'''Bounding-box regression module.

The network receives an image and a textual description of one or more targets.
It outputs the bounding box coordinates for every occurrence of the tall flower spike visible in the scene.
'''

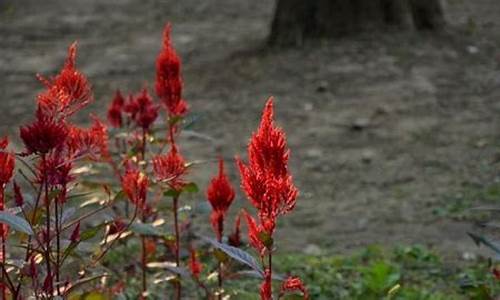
[122,164,149,210]
[107,90,125,128]
[155,23,188,117]
[152,145,187,191]
[37,42,92,118]
[206,158,235,241]
[237,97,298,234]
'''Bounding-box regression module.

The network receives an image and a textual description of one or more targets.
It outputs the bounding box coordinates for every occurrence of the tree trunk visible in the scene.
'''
[269,0,445,46]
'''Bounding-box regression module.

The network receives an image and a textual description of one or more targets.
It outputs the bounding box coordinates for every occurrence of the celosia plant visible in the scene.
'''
[0,22,308,300]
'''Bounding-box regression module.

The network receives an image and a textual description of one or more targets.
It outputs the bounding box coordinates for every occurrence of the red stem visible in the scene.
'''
[173,195,181,300]
[42,155,53,296]
[2,233,6,300]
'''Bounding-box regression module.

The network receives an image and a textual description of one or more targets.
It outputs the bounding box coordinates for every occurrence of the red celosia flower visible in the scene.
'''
[243,211,266,256]
[20,108,69,154]
[280,276,309,300]
[121,164,148,210]
[237,98,298,235]
[134,89,159,130]
[207,158,235,241]
[36,151,73,188]
[155,24,188,117]
[228,212,242,247]
[67,117,109,160]
[0,137,13,239]
[188,247,202,279]
[0,137,14,187]
[0,137,8,149]
[37,42,92,118]
[260,269,272,300]
[152,145,187,191]
[122,89,159,130]
[107,90,125,128]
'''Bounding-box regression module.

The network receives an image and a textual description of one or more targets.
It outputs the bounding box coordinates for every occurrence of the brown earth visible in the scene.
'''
[1,0,500,258]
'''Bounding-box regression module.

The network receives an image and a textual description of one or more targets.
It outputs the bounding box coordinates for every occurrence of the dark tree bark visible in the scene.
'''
[269,0,445,46]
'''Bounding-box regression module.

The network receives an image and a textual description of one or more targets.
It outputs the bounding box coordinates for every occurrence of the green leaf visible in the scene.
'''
[468,232,500,254]
[203,237,263,276]
[81,224,105,241]
[0,212,33,235]
[182,182,199,194]
[164,189,180,198]
[130,222,163,236]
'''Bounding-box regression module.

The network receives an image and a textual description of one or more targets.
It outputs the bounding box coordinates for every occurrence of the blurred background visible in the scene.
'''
[1,0,500,257]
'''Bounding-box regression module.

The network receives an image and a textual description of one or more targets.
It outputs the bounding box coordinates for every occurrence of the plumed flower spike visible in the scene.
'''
[122,164,149,210]
[107,90,125,128]
[237,97,298,234]
[0,137,14,187]
[20,108,69,154]
[156,23,188,117]
[37,42,92,118]
[152,145,187,191]
[207,158,235,240]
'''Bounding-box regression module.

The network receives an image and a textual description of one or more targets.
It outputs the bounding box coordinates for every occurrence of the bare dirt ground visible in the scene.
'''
[1,0,500,258]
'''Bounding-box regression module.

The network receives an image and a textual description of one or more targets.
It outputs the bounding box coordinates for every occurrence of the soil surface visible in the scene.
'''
[1,0,500,258]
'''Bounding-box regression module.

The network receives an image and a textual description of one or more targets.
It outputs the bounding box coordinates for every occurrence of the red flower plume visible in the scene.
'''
[107,90,125,128]
[188,247,202,279]
[260,269,272,300]
[20,108,69,155]
[0,137,14,187]
[280,276,309,300]
[206,158,235,240]
[243,211,266,256]
[152,145,187,191]
[121,164,149,210]
[237,97,298,235]
[37,42,92,118]
[155,24,188,117]
[0,137,13,239]
[67,117,109,160]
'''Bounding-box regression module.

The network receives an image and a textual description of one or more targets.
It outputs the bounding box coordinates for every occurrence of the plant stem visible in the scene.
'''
[54,194,61,296]
[141,216,147,296]
[42,155,53,296]
[173,195,181,300]
[2,233,6,300]
[217,218,223,300]
[268,251,273,298]
[140,128,148,296]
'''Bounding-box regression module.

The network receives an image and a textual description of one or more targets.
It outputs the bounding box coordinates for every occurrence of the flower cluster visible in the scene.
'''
[206,158,235,241]
[0,23,308,300]
[155,24,188,117]
[238,98,298,238]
